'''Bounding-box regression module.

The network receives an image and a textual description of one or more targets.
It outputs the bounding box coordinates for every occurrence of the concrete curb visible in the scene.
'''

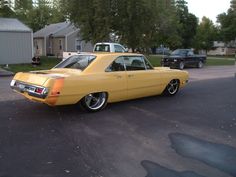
[0,68,14,77]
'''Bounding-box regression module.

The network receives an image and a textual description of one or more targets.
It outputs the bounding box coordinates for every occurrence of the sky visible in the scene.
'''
[186,0,231,23]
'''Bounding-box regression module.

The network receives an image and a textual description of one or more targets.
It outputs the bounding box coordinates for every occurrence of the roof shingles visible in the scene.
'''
[33,22,71,38]
[0,18,32,32]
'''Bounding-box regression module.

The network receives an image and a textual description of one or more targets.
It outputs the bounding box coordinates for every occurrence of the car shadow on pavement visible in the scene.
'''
[141,133,236,177]
[141,160,206,177]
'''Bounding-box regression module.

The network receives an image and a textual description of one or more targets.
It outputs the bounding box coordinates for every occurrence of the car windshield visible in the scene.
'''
[54,55,96,71]
[171,49,188,56]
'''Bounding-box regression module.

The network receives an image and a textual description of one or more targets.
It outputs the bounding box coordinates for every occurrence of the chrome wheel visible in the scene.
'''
[179,62,184,70]
[81,92,108,112]
[165,80,179,96]
[198,61,203,68]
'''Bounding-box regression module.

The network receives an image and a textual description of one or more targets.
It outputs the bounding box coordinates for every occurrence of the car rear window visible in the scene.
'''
[54,55,96,71]
[94,44,110,52]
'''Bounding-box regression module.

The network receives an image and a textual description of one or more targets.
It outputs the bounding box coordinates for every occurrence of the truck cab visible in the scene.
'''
[93,42,127,53]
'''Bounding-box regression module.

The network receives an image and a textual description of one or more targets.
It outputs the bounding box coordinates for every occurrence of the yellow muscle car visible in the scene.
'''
[10,53,188,112]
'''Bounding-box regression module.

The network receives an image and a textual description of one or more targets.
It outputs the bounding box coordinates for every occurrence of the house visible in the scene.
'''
[33,22,93,57]
[208,41,236,56]
[0,18,33,64]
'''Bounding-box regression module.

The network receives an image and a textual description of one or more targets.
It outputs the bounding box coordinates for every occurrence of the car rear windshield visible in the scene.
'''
[94,44,110,52]
[54,55,96,71]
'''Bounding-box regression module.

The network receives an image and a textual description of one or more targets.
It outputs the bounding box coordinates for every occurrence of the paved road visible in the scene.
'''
[187,65,236,81]
[0,67,236,177]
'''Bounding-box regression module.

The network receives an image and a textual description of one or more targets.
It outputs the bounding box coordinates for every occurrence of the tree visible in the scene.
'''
[217,2,236,42]
[231,0,236,10]
[25,0,66,32]
[114,0,151,51]
[0,0,15,17]
[65,0,112,43]
[176,0,198,48]
[153,0,182,49]
[14,0,33,25]
[194,17,218,52]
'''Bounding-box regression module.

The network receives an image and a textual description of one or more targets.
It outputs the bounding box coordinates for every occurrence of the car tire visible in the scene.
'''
[80,92,108,112]
[197,61,203,68]
[163,79,180,96]
[179,61,185,70]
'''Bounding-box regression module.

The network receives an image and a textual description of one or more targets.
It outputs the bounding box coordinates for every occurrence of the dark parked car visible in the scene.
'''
[161,49,207,70]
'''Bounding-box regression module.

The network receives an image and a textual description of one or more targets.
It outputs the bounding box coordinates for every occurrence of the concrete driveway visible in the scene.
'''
[0,66,235,177]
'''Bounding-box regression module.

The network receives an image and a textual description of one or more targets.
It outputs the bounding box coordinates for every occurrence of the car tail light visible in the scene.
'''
[35,87,44,94]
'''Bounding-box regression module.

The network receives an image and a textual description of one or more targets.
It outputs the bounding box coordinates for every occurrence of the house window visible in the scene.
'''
[59,40,63,50]
[75,39,82,51]
[222,48,225,52]
[34,41,39,49]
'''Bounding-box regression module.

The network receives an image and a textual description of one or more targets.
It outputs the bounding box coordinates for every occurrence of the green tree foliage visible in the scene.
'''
[217,1,236,42]
[230,0,236,10]
[114,0,150,51]
[176,0,198,48]
[14,0,32,25]
[0,0,66,32]
[194,17,218,52]
[0,0,15,17]
[64,0,184,51]
[152,0,182,49]
[66,0,115,44]
[27,0,66,31]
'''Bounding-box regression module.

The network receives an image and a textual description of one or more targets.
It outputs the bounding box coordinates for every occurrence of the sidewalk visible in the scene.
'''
[0,68,14,77]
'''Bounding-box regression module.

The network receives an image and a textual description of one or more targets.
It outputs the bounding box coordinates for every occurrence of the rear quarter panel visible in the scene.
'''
[155,68,189,88]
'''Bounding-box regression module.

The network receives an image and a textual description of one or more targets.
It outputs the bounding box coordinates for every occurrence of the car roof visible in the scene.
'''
[78,52,143,57]
[82,53,145,74]
[95,42,121,45]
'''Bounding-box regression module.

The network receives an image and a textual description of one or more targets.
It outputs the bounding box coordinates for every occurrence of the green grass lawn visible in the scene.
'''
[147,55,162,67]
[1,57,62,73]
[1,55,235,73]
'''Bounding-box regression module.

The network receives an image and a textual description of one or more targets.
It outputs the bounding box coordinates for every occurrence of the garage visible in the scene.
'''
[0,18,33,65]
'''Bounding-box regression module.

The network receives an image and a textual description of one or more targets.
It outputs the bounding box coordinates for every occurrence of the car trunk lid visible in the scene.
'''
[14,69,82,86]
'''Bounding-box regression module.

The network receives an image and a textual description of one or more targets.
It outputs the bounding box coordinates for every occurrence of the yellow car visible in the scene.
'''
[10,53,188,112]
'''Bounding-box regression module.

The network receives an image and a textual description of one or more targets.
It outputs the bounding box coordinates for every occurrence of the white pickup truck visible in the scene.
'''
[93,42,127,53]
[63,42,127,59]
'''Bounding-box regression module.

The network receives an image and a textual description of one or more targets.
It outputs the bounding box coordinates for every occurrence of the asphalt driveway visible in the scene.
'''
[0,66,235,177]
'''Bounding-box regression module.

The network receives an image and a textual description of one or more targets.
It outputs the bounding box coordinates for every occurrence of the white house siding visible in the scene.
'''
[208,47,226,56]
[208,47,236,56]
[0,31,33,64]
[33,38,44,56]
[52,37,65,58]
[67,32,93,52]
[81,41,93,52]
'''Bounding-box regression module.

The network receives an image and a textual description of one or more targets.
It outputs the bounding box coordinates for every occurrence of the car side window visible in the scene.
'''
[114,45,125,52]
[124,56,146,71]
[143,57,153,70]
[106,57,125,72]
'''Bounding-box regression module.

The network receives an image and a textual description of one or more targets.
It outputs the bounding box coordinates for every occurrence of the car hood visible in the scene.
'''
[13,68,82,86]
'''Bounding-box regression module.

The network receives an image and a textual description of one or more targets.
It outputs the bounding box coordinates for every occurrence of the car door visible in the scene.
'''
[186,50,195,65]
[124,56,164,100]
[104,56,127,102]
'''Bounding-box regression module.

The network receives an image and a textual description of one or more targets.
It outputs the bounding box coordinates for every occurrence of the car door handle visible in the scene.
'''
[113,75,122,79]
[128,74,134,78]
